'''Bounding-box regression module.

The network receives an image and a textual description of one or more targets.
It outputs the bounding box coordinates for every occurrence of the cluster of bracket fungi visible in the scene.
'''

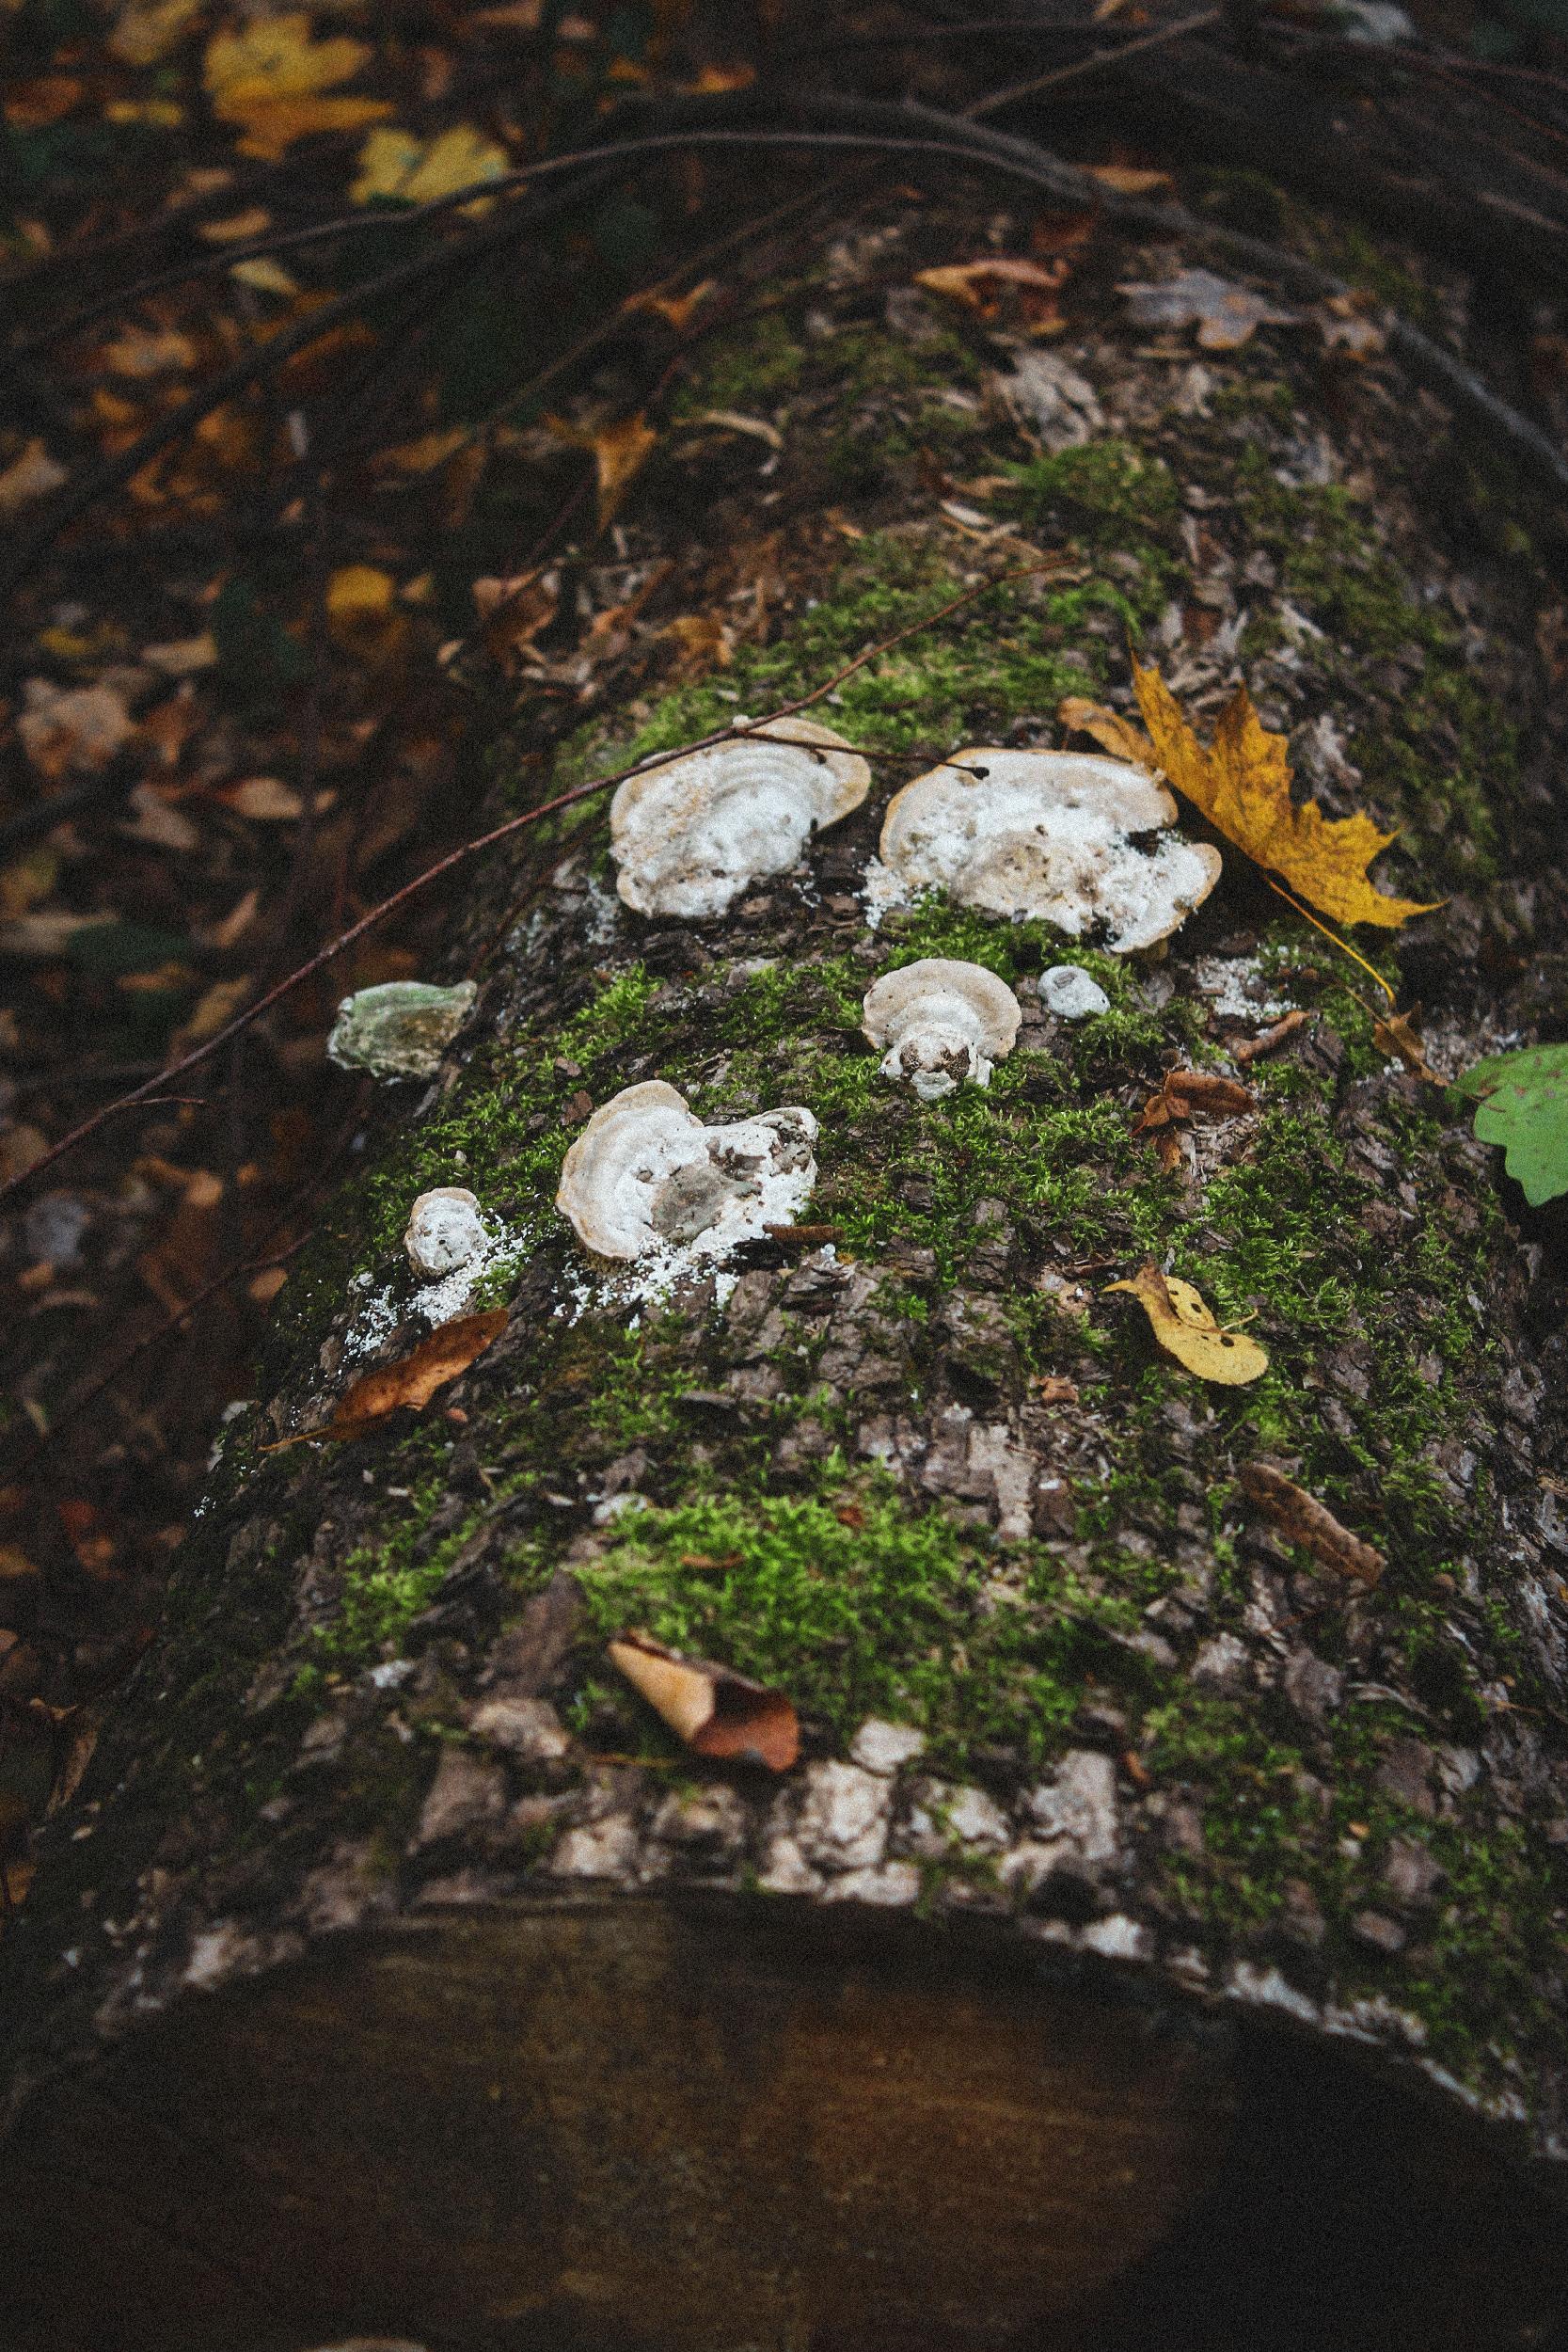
[345,718,1220,1292]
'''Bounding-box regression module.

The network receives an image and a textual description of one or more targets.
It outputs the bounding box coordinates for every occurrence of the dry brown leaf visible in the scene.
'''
[17,679,135,781]
[1132,657,1440,931]
[215,776,303,820]
[1372,1007,1439,1083]
[472,568,560,664]
[1237,1461,1384,1585]
[608,1631,800,1772]
[270,1311,507,1449]
[1117,267,1301,351]
[1057,693,1157,767]
[0,439,67,518]
[1105,1263,1269,1386]
[1233,1009,1312,1064]
[1085,163,1172,196]
[1133,1070,1256,1133]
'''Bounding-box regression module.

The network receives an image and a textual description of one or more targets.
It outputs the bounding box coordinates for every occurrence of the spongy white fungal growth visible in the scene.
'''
[871,748,1222,952]
[610,717,871,920]
[404,1187,486,1280]
[556,1080,817,1269]
[862,959,1021,1100]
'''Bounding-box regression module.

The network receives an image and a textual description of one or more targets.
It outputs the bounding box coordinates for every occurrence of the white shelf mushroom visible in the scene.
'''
[610,717,871,920]
[875,749,1221,953]
[862,959,1021,1100]
[557,1080,817,1263]
[404,1187,486,1281]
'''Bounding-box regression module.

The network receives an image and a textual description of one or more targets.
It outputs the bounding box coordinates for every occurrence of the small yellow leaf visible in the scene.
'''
[203,14,390,158]
[229,257,301,297]
[1132,657,1439,931]
[326,564,408,662]
[352,122,509,208]
[1105,1263,1269,1386]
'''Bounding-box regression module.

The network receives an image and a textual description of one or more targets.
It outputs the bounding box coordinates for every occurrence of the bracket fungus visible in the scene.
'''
[404,1187,486,1281]
[557,1080,817,1266]
[326,979,477,1080]
[609,717,871,920]
[871,749,1221,952]
[862,959,1021,1099]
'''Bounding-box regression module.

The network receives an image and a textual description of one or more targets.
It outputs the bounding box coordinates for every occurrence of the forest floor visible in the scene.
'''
[3,0,1567,1931]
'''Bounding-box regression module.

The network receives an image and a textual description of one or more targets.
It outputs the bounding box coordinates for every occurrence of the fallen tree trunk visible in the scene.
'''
[4,168,1568,2352]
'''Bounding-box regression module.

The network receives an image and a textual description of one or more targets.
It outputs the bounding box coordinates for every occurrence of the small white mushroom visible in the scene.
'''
[875,748,1221,952]
[1039,964,1111,1021]
[862,959,1021,1100]
[404,1187,486,1281]
[327,979,477,1080]
[557,1080,817,1263]
[610,717,870,920]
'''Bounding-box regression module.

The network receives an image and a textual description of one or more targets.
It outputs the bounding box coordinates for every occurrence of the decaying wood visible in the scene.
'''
[3,145,1568,2352]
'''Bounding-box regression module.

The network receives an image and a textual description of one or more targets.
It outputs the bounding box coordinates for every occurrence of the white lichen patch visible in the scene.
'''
[327,979,477,1080]
[871,748,1221,951]
[610,716,870,920]
[1192,954,1289,1025]
[557,1079,816,1300]
[862,958,1021,1100]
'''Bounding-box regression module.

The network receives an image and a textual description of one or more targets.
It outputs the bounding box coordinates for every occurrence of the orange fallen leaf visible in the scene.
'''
[1237,1462,1383,1585]
[624,278,716,334]
[916,256,1069,329]
[1105,1263,1269,1386]
[268,1311,507,1449]
[1131,657,1440,931]
[589,412,657,529]
[5,77,82,129]
[608,1630,800,1771]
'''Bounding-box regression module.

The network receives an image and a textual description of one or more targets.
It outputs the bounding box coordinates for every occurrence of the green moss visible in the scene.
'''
[570,1480,1166,1766]
[580,532,1104,766]
[672,311,807,416]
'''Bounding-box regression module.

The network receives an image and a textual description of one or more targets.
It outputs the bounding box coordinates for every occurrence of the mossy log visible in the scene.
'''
[4,184,1568,2352]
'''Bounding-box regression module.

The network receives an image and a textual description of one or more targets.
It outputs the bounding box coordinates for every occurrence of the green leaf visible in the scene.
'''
[1453,1042,1568,1207]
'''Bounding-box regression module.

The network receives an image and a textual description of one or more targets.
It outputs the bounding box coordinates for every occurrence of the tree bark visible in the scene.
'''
[3,176,1567,2352]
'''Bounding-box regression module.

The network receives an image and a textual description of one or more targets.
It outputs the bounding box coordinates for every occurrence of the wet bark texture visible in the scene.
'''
[4,184,1568,2352]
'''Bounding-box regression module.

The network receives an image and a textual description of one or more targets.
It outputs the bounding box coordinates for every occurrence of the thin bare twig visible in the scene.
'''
[967,8,1223,119]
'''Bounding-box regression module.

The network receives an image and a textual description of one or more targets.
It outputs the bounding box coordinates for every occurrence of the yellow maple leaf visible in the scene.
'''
[1131,656,1439,930]
[203,13,390,159]
[1105,1264,1269,1387]
[351,123,509,209]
